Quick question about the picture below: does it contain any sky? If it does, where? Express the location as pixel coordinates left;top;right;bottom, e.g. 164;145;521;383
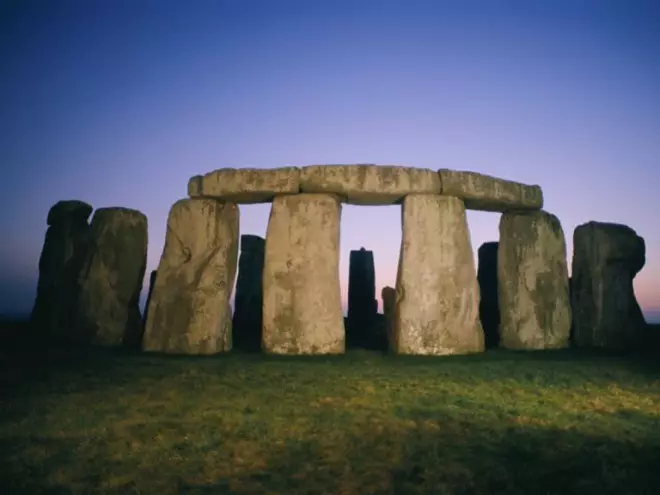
1;0;659;321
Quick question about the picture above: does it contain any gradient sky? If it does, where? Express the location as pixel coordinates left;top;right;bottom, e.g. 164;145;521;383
1;0;659;320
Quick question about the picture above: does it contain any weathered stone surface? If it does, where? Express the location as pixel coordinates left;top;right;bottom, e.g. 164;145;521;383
438;170;543;212
142;199;239;354
347;247;379;349
31;200;93;343
77;207;148;346
381;286;396;352
300;164;441;205
189;167;300;203
477;242;500;348
571;221;647;349
262;194;344;354
394;194;484;355
498;210;571;349
232;234;265;352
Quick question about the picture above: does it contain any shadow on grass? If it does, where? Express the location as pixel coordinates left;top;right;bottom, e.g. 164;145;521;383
2;409;658;495
177;411;660;495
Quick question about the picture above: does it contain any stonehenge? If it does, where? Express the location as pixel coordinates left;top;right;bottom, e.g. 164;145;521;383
498;211;571;349
232;234;265;352
77;207;148;347
395;194;484;355
571;222;647;349
347;247;380;349
31;200;93;343
32;164;649;356
477;242;500;349
142;199;239;354
261;194;344;354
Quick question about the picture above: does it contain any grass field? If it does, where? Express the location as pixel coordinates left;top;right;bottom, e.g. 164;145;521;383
1;320;659;494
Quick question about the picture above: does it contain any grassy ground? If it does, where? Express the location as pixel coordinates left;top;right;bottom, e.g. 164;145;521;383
1;321;659;494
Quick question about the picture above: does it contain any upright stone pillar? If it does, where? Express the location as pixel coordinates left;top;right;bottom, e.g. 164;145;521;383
262;194;344;354
142;199;239;355
381;286;396;352
347;247;378;348
31;200;93;343
477;242;500;348
498;210;571;349
571;222;646;349
77;207;148;346
232;234;265;352
394;194;484;355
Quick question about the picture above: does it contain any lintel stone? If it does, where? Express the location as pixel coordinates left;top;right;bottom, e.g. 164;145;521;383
189;167;300;203
300;164;441;205
438;169;543;212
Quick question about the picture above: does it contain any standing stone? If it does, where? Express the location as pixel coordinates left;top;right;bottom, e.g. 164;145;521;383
142;199;239;355
31;200;93;343
477;242;500;348
381;286;396;352
77;208;148;346
572;222;647;349
394;194;484;355
262;194;344;354
347;247;378;348
498;210;571;349
232;234;265;352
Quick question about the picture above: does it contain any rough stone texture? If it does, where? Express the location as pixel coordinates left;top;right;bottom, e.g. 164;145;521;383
142;199;239;354
232;234;265;352
189;167;300;203
77;207;148;346
477;242;500;349
347;247;379;349
31;200;93;343
571;221;647;349
300;164;441;205
381;286;396;352
438;169;543;212
394;194;484;355
262;193;344;354
498;210;571;349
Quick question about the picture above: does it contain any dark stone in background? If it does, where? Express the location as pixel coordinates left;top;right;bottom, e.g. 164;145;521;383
232;234;265;352
30;200;94;345
572;221;647;350
477;241;500;349
347;247;385;350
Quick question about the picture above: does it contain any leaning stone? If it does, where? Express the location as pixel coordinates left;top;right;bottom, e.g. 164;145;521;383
232;234;265;352
438;169;543;212
142;199;239;354
394;194;484;355
477;242;500;348
572;222;647;349
31;200;93;343
262;193;344;354
300;164;441;205
498;210;571;349
77;208;148;346
189;167;300;203
381;286;396;352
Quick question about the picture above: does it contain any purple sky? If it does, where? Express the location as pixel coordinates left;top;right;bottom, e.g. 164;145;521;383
1;0;659;321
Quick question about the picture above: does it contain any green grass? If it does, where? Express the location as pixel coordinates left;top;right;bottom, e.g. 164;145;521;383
1;321;659;494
